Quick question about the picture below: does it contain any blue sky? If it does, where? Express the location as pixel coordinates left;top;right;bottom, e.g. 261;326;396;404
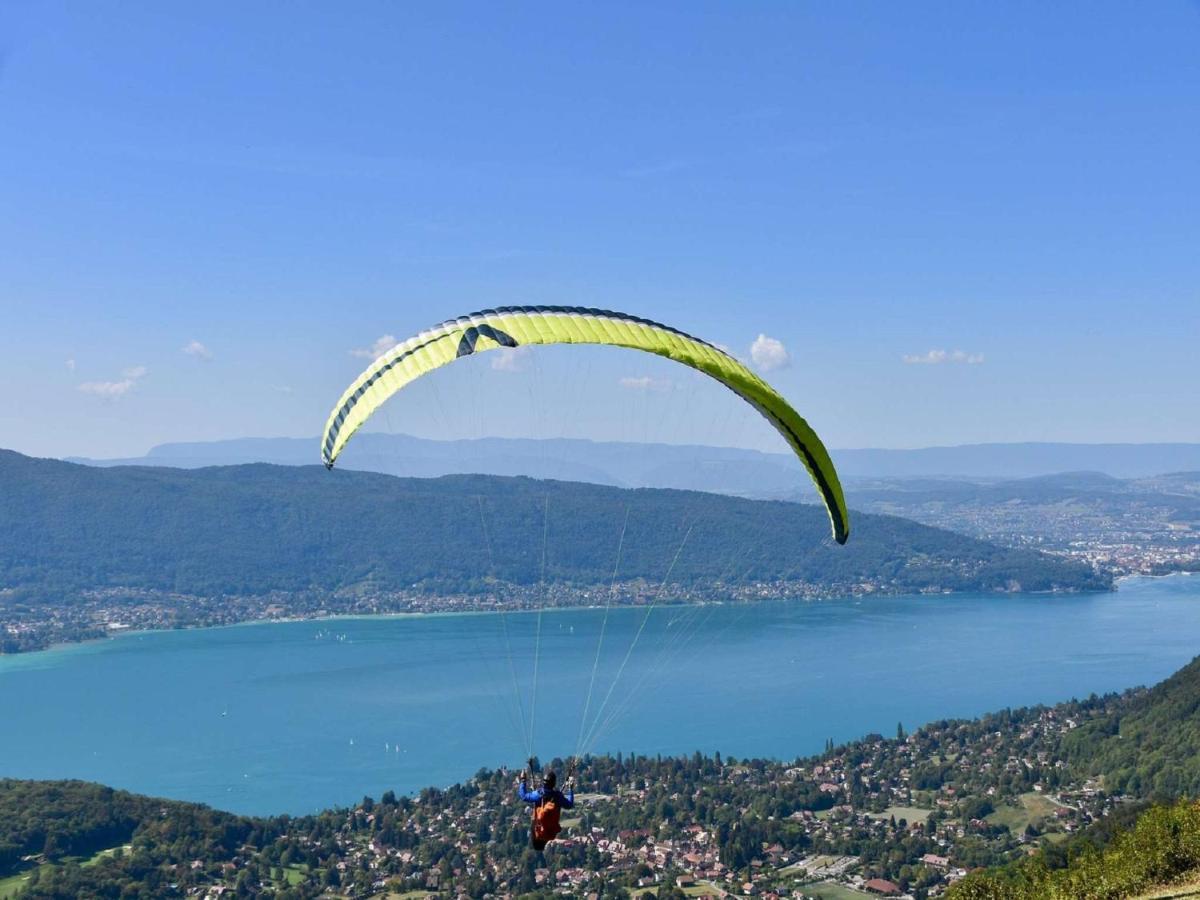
1;1;1197;459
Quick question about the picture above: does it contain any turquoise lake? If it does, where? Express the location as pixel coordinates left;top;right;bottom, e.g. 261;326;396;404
2;574;1198;816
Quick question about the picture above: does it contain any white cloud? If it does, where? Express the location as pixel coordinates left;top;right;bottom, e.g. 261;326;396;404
349;334;397;360
619;375;673;392
750;334;790;371
491;346;531;372
65;358;76;371
78;379;137;398
902;349;985;365
78;365;147;399
182;339;212;360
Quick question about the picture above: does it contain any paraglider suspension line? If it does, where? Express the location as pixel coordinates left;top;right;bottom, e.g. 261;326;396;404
575;503;630;759
478;496;529;747
526;494;550;757
581;521;694;753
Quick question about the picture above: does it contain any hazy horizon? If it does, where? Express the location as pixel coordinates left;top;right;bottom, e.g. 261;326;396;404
51;431;1200;462
33;431;1200;485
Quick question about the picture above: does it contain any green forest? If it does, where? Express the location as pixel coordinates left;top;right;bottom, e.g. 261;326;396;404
1061;648;1200;797
0;449;1107;601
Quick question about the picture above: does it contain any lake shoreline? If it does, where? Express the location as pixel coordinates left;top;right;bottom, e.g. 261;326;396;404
1;578;1124;660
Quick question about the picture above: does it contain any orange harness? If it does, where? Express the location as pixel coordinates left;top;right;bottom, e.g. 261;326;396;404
532;793;562;844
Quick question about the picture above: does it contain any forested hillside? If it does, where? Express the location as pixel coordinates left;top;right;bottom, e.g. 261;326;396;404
0;449;1107;601
0;780;274;899
946;654;1200;898
1061;653;1200;797
0;780;264;880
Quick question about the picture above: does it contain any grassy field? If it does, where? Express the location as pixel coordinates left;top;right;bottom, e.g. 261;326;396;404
870;805;932;824
803;882;874;900
986;791;1065;833
781;854;840;875
82;845;131;867
682;881;725;897
0;844;131;898
0;872;31;900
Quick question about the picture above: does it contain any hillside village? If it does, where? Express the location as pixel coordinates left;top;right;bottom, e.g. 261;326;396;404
308;700;1122;900
71;692;1121;900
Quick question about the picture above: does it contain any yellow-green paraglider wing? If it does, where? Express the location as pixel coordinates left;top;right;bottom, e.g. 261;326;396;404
321;306;849;544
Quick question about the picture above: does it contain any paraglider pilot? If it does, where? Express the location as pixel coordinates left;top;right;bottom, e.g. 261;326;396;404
517;761;574;851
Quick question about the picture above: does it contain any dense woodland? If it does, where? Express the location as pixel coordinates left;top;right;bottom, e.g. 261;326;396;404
0;449;1106;604
1061;645;1200;797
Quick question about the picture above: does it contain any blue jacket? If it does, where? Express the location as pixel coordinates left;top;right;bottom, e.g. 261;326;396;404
518;782;574;809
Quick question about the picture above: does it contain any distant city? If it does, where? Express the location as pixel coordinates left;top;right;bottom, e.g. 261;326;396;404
846;471;1200;577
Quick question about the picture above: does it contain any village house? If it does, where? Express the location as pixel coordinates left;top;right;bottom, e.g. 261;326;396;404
864;877;901;895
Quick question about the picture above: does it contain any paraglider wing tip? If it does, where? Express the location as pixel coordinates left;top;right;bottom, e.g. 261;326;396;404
323;458;334;471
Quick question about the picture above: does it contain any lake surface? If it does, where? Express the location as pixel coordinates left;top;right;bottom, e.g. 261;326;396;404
2;574;1198;816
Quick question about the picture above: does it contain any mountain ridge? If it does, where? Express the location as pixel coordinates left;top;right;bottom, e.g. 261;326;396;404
63;435;1200;487
0;447;1108;601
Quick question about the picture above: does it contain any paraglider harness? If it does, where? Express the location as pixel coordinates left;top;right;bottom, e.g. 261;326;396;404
531;793;561;848
522;758;575;851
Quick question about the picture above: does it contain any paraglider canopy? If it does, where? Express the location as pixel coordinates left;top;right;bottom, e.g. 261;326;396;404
321;305;850;544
